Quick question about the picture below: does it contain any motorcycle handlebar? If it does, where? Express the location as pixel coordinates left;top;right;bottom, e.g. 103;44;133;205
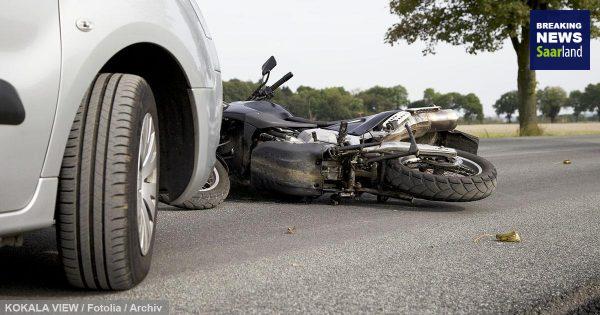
270;72;294;92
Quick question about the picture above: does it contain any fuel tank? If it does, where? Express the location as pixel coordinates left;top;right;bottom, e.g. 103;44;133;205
224;101;316;129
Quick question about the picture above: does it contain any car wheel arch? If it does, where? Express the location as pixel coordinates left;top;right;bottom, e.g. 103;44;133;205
98;42;199;202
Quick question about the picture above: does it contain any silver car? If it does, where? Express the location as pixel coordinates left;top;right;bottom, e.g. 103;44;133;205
0;0;222;290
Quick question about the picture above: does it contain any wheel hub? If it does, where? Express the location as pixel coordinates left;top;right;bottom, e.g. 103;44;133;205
199;167;220;192
137;113;157;256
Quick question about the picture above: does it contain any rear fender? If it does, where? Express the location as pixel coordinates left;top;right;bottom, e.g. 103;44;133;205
437;130;479;155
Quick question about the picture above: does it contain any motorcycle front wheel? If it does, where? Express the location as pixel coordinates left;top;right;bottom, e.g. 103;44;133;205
385;150;497;202
161;160;230;210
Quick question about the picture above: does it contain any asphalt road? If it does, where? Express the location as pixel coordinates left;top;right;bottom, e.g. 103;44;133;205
1;135;600;314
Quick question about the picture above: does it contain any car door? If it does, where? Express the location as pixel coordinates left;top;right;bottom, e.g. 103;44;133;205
0;1;61;212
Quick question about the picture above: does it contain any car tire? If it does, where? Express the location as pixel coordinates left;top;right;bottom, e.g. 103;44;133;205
57;73;160;290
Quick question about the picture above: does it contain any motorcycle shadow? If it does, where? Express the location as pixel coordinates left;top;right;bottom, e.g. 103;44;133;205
349;195;465;213
226;187;465;213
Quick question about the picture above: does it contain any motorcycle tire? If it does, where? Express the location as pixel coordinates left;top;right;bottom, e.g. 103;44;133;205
174;160;230;210
385;150;497;202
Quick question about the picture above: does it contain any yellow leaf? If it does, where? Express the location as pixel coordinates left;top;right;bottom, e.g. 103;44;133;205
495;230;521;243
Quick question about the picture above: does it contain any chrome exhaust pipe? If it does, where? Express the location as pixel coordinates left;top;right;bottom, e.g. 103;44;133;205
417;109;459;132
382;108;460;142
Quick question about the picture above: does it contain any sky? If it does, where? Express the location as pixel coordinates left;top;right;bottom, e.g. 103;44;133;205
201;0;599;117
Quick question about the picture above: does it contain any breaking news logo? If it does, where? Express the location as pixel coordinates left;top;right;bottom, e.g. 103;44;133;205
530;10;591;70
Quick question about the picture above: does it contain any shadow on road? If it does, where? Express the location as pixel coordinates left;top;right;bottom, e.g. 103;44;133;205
1;189;464;295
0;228;107;298
349;196;466;212
161;189;467;213
196;187;466;213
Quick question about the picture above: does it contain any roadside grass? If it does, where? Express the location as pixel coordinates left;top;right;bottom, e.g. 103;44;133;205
457;123;600;138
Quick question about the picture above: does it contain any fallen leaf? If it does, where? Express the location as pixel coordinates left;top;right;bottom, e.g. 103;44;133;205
495;230;521;243
563;160;572;165
474;230;522;243
285;227;296;235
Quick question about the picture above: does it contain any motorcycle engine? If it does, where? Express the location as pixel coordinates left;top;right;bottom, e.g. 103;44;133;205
250;141;329;196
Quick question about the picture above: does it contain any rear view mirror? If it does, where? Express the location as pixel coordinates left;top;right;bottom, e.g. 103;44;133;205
262;56;277;76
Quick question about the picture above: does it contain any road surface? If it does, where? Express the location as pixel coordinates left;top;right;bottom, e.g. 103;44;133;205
1;136;599;314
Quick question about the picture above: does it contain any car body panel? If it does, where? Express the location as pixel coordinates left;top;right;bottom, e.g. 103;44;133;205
0;179;57;236
0;0;222;234
172;84;223;205
0;1;61;212
42;0;218;178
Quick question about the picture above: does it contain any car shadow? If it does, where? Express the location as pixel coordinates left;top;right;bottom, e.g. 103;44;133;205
1;195;463;295
0;228;112;298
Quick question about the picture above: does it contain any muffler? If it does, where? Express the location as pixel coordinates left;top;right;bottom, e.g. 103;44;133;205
418;109;459;132
383;108;459;142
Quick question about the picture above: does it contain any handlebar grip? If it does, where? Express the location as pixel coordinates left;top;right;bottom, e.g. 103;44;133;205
270;72;294;91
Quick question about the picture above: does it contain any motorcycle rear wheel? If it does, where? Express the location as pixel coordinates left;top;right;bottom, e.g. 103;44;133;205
385;150;497;202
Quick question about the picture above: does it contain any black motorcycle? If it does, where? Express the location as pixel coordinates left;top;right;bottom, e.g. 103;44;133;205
197;57;497;206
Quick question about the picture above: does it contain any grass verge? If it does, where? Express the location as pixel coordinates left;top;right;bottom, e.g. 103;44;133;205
456;123;600;138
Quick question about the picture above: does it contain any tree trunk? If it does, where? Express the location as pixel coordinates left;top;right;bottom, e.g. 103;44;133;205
515;33;542;136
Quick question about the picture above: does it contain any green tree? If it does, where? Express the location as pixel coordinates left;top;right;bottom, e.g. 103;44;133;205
385;1;600;135
423;88;439;105
538;86;567;123
283;86;363;121
357;85;409;113
566;90;586;121
432;92;462;109
581;83;600;121
494;91;519;123
460;93;484;122
315;87;363;121
285;86;319;119
409;89;483;122
407;99;430;108
222;79;258;103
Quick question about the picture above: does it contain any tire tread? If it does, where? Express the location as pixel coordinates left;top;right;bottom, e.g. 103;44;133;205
57;73;156;290
385;150;497;202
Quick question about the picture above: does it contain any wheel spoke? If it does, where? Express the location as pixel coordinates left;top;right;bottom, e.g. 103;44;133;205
142;151;157;179
140;121;149;159
143;130;155;166
142;188;156;221
138;204;146;251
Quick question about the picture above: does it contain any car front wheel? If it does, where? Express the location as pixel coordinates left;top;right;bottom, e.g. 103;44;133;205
57;73;159;290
